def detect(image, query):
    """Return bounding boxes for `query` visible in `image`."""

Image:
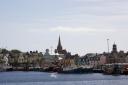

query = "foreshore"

[1,65,128,75]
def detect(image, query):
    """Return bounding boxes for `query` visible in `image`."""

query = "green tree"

[1,49,9,54]
[11,49,21,53]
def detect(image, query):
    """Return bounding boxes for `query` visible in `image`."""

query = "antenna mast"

[107,39,110,53]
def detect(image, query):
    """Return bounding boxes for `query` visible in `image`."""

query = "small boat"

[103,63,124,74]
[50,73,58,78]
[59,66,93,74]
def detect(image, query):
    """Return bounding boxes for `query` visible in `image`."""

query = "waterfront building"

[107,43,126,63]
[8,50,21,66]
[99,54,107,65]
[27,51,43,68]
[42,48,65,68]
[0,53,10,71]
[59,53,78,69]
[76,56,86,66]
[0,53,3,61]
[18,53,24,64]
[81,53,98,68]
[43,49,58,62]
[7,50,43,70]
[125,53,128,63]
[3,54,9,66]
[0,53,4,71]
[78,53,107,69]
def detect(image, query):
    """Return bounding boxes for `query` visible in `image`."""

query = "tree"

[1,49,9,54]
[0,59,3,64]
[11,49,21,54]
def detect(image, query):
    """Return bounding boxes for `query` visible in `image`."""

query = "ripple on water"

[0,72,128,85]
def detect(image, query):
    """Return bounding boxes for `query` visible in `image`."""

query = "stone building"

[43,49,58,63]
[8,50,43,69]
[60,53,78,68]
[107,43,126,63]
[125,53,128,63]
[99,54,107,65]
[76,53,107,69]
[27,51,43,68]
[42,48,65,68]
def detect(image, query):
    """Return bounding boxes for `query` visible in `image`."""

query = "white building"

[43,49,65,62]
[42,49,65,68]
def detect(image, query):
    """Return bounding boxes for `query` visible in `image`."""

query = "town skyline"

[0,35,128,56]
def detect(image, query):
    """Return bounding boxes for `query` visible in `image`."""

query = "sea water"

[0,72,128,85]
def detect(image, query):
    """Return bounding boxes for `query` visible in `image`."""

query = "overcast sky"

[0,0,128,55]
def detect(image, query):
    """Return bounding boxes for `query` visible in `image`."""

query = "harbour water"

[0,72,128,85]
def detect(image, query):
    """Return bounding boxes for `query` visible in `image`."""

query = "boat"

[50,73,58,78]
[59,66,93,74]
[103,63,127,74]
[121,63,128,74]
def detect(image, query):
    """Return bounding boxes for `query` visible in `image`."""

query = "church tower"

[57,36,62,51]
[112,43,117,53]
[55,35,67,54]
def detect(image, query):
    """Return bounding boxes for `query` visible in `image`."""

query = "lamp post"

[107,39,110,53]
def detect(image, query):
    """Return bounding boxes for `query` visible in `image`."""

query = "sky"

[0,0,128,55]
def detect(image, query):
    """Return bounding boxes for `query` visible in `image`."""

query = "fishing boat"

[59,66,93,74]
[103,63,126,74]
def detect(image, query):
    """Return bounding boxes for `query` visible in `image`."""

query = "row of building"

[0,36,128,72]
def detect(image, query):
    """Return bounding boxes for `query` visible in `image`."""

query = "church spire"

[57,35,62,51]
[55,35,67,54]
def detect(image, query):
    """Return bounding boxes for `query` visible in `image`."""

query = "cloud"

[50,26,116,33]
[26,28,47,33]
